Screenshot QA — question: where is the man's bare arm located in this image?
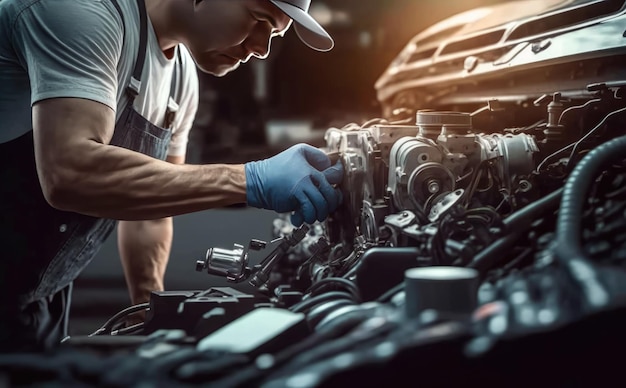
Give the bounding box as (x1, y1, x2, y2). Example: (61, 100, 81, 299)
(118, 154, 185, 308)
(118, 217, 173, 305)
(32, 98, 246, 220)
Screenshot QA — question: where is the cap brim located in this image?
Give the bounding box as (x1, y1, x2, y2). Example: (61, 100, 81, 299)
(269, 0, 334, 52)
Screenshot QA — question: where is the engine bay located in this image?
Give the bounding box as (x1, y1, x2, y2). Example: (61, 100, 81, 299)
(2, 0, 626, 386)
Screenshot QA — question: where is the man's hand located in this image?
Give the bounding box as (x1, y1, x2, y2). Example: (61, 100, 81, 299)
(245, 144, 343, 226)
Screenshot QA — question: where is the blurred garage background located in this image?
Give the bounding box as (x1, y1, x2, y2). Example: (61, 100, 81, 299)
(71, 0, 503, 335)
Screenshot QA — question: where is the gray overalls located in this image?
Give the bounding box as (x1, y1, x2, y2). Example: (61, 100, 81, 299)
(0, 0, 181, 352)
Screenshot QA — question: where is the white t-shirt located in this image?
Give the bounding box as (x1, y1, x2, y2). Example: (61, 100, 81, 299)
(0, 0, 199, 157)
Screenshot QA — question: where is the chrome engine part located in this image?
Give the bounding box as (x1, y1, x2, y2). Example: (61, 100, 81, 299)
(389, 110, 538, 212)
(324, 109, 538, 244)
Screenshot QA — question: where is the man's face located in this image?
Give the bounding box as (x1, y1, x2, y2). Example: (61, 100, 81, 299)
(185, 0, 292, 76)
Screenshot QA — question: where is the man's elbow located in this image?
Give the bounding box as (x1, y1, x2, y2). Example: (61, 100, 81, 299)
(40, 170, 78, 211)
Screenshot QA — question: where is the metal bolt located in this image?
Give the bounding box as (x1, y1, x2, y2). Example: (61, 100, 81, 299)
(427, 180, 440, 194)
(518, 180, 532, 192)
(464, 56, 479, 72)
(531, 39, 551, 54)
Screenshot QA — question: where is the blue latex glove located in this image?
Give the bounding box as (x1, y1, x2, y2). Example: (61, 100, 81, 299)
(245, 144, 343, 226)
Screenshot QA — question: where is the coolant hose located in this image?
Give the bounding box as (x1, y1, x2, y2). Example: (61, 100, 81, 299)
(290, 291, 355, 313)
(555, 134, 626, 308)
(504, 188, 562, 230)
(469, 188, 562, 272)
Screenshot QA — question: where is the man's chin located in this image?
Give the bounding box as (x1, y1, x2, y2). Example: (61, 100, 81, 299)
(199, 61, 242, 77)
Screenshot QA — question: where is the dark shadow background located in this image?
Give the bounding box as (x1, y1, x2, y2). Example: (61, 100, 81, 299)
(72, 0, 503, 335)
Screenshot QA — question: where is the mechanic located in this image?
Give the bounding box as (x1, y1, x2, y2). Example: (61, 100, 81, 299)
(0, 0, 342, 352)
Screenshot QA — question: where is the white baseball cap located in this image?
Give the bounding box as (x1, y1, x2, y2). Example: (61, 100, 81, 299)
(269, 0, 334, 52)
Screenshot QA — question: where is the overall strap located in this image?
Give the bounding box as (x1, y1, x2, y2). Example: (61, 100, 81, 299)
(164, 48, 183, 128)
(110, 0, 149, 101)
(171, 47, 183, 103)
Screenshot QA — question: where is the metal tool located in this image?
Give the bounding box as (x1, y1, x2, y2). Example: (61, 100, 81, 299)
(196, 224, 310, 287)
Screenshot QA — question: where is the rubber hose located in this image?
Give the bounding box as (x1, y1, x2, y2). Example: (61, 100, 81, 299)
(290, 291, 355, 313)
(504, 188, 563, 229)
(468, 188, 562, 272)
(307, 299, 356, 328)
(555, 134, 626, 308)
(468, 231, 523, 272)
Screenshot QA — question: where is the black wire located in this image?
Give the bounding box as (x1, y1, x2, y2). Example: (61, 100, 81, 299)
(361, 117, 390, 127)
(307, 277, 362, 302)
(341, 260, 361, 280)
(536, 143, 574, 172)
(468, 188, 563, 272)
(89, 303, 149, 336)
(430, 210, 457, 265)
(566, 106, 626, 170)
(467, 206, 500, 219)
(463, 160, 491, 206)
(430, 205, 491, 266)
(376, 282, 404, 303)
(297, 243, 327, 280)
(328, 244, 345, 262)
(111, 322, 145, 336)
(337, 251, 365, 278)
(468, 231, 523, 274)
(290, 291, 355, 313)
(513, 119, 546, 134)
(605, 183, 626, 199)
(468, 207, 505, 233)
(557, 98, 602, 125)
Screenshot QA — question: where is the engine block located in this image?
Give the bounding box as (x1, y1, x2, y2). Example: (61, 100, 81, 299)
(324, 110, 539, 244)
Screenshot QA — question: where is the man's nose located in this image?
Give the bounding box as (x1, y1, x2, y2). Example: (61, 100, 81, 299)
(244, 32, 273, 60)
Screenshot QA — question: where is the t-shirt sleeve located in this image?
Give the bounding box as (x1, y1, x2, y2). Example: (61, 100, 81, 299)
(11, 0, 123, 110)
(167, 45, 199, 158)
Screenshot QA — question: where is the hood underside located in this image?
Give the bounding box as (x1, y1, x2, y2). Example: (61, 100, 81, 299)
(376, 0, 626, 117)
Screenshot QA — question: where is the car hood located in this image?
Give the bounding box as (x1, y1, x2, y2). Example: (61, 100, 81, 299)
(376, 0, 626, 109)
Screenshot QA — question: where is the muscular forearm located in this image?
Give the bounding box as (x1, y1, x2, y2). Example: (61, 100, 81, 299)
(40, 140, 247, 220)
(118, 217, 172, 305)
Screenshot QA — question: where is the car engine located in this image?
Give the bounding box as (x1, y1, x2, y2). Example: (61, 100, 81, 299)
(3, 1, 626, 386)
